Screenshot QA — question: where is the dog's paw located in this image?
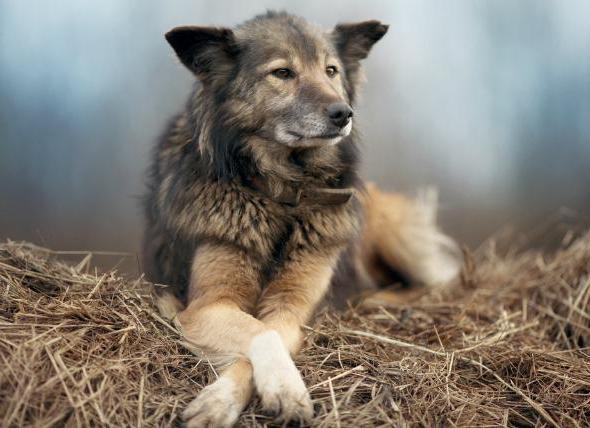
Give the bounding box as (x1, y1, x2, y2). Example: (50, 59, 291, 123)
(255, 357, 313, 422)
(248, 331, 313, 423)
(182, 377, 243, 428)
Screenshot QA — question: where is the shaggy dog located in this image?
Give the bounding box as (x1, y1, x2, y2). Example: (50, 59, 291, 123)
(142, 11, 460, 427)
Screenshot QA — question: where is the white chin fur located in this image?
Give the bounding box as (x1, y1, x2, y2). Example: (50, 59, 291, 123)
(341, 120, 353, 137)
(274, 119, 352, 148)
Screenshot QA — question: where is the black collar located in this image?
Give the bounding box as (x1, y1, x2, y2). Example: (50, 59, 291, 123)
(245, 175, 355, 207)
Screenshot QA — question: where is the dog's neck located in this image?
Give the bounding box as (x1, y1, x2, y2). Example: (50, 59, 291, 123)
(244, 174, 355, 207)
(244, 137, 344, 179)
(241, 138, 357, 207)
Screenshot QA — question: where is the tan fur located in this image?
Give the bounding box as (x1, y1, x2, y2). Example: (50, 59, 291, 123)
(359, 183, 461, 287)
(257, 250, 339, 351)
(172, 246, 339, 423)
(359, 287, 428, 307)
(187, 244, 261, 311)
(153, 289, 184, 321)
(182, 358, 254, 428)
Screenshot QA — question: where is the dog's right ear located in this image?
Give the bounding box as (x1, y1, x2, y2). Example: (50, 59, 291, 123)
(165, 26, 238, 81)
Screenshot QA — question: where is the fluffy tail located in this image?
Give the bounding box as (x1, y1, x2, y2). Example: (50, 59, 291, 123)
(360, 183, 462, 289)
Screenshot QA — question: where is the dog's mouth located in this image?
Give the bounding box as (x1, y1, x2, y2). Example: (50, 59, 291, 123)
(286, 131, 342, 141)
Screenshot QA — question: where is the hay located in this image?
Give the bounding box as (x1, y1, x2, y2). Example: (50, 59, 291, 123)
(1, 233, 589, 427)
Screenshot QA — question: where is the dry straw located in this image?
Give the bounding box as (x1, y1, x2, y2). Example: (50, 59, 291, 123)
(1, 232, 589, 427)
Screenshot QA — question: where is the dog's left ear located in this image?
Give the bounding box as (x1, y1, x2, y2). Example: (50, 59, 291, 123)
(332, 20, 388, 99)
(165, 26, 238, 84)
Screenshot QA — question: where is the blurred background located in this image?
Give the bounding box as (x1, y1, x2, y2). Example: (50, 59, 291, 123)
(1, 1, 589, 272)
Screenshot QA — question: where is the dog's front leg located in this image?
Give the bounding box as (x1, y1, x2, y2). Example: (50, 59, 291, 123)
(177, 243, 260, 428)
(177, 243, 320, 427)
(252, 250, 340, 422)
(177, 245, 266, 427)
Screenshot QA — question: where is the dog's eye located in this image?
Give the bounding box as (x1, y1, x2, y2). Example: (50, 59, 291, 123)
(271, 68, 295, 80)
(326, 65, 338, 78)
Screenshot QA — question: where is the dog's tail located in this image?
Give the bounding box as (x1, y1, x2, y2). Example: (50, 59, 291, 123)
(359, 183, 462, 293)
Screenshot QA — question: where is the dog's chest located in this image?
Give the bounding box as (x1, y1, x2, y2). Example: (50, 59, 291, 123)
(225, 193, 359, 259)
(287, 205, 360, 250)
(164, 178, 360, 262)
(255, 200, 360, 283)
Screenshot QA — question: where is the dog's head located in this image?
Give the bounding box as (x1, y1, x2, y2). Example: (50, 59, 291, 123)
(166, 12, 387, 150)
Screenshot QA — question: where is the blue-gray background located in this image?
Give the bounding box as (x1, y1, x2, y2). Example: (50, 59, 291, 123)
(1, 1, 589, 267)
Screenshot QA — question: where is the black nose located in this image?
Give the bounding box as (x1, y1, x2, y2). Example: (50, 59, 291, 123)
(326, 102, 353, 128)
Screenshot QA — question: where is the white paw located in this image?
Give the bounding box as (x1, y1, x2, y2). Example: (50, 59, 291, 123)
(182, 377, 243, 428)
(248, 331, 313, 422)
(254, 355, 313, 422)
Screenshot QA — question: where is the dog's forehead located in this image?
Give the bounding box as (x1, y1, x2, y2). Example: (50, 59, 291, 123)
(235, 13, 336, 65)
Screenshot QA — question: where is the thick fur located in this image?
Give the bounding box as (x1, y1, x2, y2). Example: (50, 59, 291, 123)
(143, 11, 460, 427)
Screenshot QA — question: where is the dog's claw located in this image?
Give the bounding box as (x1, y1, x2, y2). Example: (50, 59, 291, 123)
(260, 389, 314, 424)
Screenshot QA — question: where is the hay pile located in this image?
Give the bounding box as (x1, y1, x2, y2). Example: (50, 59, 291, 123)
(1, 233, 589, 427)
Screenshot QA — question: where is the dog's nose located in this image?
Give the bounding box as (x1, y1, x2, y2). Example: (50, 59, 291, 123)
(326, 102, 353, 128)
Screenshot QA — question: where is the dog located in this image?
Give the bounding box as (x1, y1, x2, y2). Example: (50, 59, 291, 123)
(142, 11, 460, 427)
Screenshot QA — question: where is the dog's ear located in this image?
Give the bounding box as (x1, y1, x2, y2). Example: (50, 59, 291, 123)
(165, 26, 238, 82)
(332, 21, 388, 100)
(333, 20, 388, 61)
